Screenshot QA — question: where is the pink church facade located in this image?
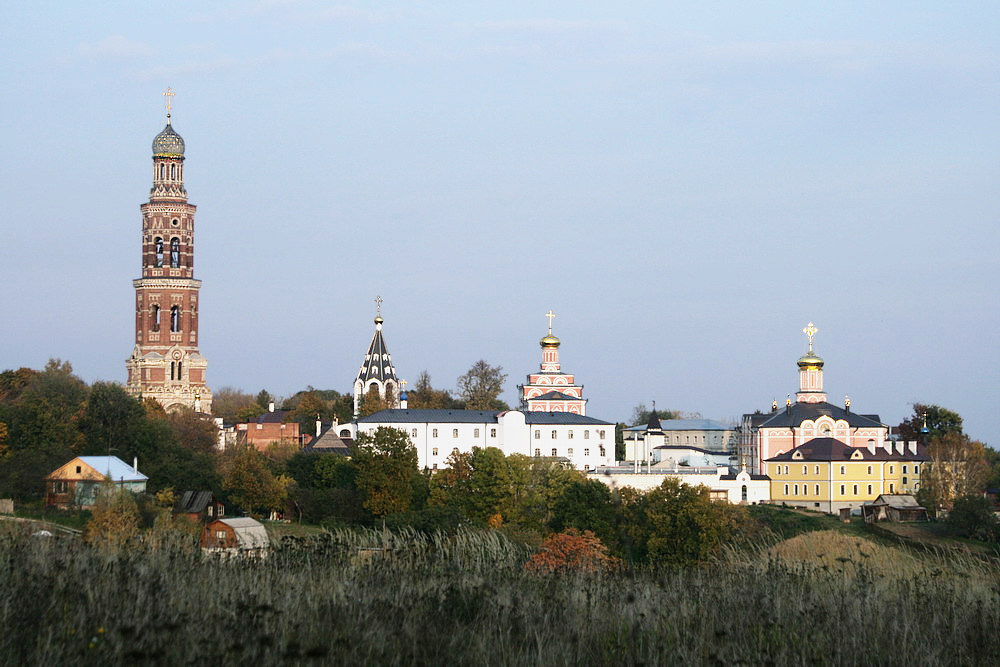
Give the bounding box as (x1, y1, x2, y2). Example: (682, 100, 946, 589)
(519, 312, 587, 415)
(750, 324, 889, 474)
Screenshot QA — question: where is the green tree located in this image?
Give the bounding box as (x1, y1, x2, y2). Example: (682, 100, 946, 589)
(211, 387, 259, 424)
(166, 408, 219, 454)
(353, 426, 419, 517)
(79, 382, 146, 456)
(456, 360, 508, 410)
(256, 389, 274, 410)
(408, 371, 459, 409)
(897, 403, 964, 443)
(629, 403, 681, 427)
(946, 494, 999, 542)
(549, 479, 619, 548)
(221, 444, 289, 516)
(614, 423, 626, 461)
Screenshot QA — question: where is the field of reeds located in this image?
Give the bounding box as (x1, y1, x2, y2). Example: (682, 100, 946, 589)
(2, 526, 998, 665)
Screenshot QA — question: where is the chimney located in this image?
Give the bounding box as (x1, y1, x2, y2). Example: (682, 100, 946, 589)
(316, 419, 322, 437)
(269, 402, 275, 413)
(133, 457, 138, 474)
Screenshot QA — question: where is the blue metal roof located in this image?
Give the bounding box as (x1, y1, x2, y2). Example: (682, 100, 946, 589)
(625, 418, 733, 432)
(78, 456, 148, 482)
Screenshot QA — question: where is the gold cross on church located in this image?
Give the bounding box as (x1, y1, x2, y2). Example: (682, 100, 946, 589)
(162, 87, 175, 119)
(374, 295, 383, 316)
(545, 309, 556, 334)
(803, 322, 818, 352)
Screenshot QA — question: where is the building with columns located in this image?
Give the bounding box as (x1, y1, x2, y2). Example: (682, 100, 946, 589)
(125, 93, 212, 413)
(519, 311, 587, 415)
(353, 298, 402, 417)
(740, 323, 888, 474)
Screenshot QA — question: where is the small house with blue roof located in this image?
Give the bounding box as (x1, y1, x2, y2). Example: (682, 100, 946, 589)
(44, 456, 149, 509)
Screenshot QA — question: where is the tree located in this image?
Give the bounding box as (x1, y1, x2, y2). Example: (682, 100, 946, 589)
(353, 426, 419, 517)
(615, 423, 626, 461)
(946, 494, 999, 542)
(84, 483, 141, 549)
(211, 387, 259, 424)
(629, 403, 681, 427)
(79, 382, 147, 456)
(255, 389, 274, 410)
(456, 360, 508, 410)
(525, 529, 620, 574)
(920, 431, 989, 510)
(549, 479, 619, 548)
(166, 408, 219, 454)
(897, 403, 964, 443)
(359, 386, 393, 417)
(221, 444, 289, 516)
(408, 371, 459, 409)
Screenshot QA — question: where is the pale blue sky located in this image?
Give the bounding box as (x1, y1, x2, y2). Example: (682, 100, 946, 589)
(1, 1, 998, 444)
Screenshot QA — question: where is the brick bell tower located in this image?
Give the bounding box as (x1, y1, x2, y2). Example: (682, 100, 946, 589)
(125, 89, 212, 413)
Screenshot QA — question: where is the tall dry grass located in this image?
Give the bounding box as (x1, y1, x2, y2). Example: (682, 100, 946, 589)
(1, 525, 998, 665)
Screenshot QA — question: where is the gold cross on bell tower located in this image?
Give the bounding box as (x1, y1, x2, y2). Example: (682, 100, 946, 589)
(803, 322, 818, 352)
(545, 309, 556, 334)
(374, 295, 383, 317)
(162, 87, 175, 122)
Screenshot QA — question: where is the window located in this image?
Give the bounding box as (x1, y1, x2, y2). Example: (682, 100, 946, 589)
(867, 484, 872, 495)
(784, 484, 789, 495)
(584, 431, 590, 439)
(814, 465, 820, 475)
(432, 464, 437, 470)
(170, 237, 180, 268)
(852, 485, 858, 495)
(890, 483, 895, 493)
(584, 448, 590, 457)
(815, 484, 820, 496)
(154, 237, 164, 266)
(551, 430, 557, 439)
(599, 430, 606, 439)
(151, 305, 160, 332)
(432, 448, 437, 456)
(902, 465, 908, 474)
(551, 448, 557, 456)
(902, 477, 908, 485)
(216, 530, 226, 540)
(452, 429, 458, 438)
(490, 428, 496, 438)
(889, 465, 894, 474)
(411, 429, 417, 437)
(567, 448, 574, 457)
(914, 465, 920, 474)
(784, 465, 789, 475)
(534, 430, 540, 439)
(534, 448, 540, 457)
(474, 428, 479, 438)
(802, 485, 807, 496)
(741, 485, 748, 501)
(432, 429, 438, 438)
(170, 305, 180, 332)
(159, 164, 165, 179)
(802, 465, 807, 475)
(568, 430, 574, 439)
(793, 484, 798, 496)
(170, 163, 176, 179)
(867, 465, 872, 475)
(839, 465, 845, 475)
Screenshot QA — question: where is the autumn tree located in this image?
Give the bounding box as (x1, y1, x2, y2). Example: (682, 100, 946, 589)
(84, 483, 141, 549)
(211, 387, 260, 424)
(920, 431, 989, 510)
(408, 371, 459, 409)
(525, 529, 620, 574)
(456, 360, 508, 410)
(166, 408, 219, 454)
(353, 426, 419, 517)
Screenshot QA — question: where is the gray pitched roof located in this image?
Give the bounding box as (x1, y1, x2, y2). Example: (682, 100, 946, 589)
(305, 425, 353, 455)
(531, 390, 584, 402)
(523, 412, 611, 426)
(625, 418, 733, 432)
(356, 320, 398, 385)
(759, 402, 883, 429)
(174, 490, 214, 514)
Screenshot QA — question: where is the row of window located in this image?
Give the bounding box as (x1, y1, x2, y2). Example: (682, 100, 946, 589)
(428, 446, 602, 459)
(150, 305, 183, 333)
(782, 482, 919, 497)
(415, 427, 606, 440)
(775, 464, 919, 476)
(153, 237, 183, 268)
(157, 163, 183, 180)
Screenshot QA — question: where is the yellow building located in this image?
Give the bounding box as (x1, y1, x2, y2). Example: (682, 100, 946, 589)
(765, 437, 926, 514)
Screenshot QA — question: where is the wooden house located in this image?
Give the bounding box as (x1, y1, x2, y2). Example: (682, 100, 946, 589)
(173, 490, 225, 523)
(44, 456, 148, 509)
(201, 517, 270, 555)
(862, 494, 928, 523)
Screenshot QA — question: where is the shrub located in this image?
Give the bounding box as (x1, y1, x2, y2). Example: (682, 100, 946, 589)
(525, 528, 620, 574)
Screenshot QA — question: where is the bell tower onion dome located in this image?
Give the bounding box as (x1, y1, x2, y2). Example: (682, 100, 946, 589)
(152, 122, 185, 158)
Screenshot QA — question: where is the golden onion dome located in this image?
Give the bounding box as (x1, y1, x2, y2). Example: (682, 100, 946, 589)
(540, 334, 561, 347)
(797, 352, 824, 368)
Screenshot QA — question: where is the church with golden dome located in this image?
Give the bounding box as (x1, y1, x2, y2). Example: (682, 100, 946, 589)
(518, 311, 587, 415)
(739, 323, 889, 474)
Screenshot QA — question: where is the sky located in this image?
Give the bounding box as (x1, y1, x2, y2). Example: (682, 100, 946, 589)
(1, 1, 999, 444)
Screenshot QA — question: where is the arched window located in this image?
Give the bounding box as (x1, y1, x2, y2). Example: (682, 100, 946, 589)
(170, 362, 174, 380)
(170, 163, 176, 179)
(159, 164, 165, 179)
(170, 305, 180, 332)
(151, 305, 160, 332)
(169, 238, 180, 268)
(741, 485, 748, 501)
(154, 237, 164, 267)
(177, 361, 182, 378)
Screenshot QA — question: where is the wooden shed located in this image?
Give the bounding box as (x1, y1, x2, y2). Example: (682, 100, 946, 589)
(862, 494, 928, 523)
(201, 517, 270, 555)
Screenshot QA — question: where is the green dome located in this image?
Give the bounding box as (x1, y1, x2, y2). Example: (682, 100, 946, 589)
(152, 123, 185, 157)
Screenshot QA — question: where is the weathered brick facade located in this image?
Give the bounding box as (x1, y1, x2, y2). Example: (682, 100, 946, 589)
(125, 113, 212, 413)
